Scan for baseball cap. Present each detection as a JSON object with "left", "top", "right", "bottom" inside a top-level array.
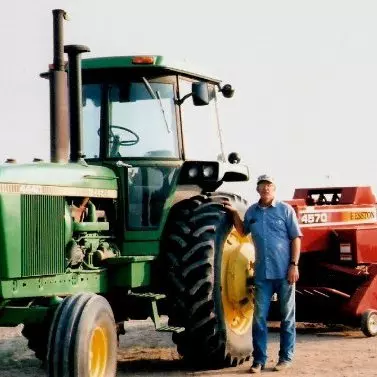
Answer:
[{"left": 257, "top": 174, "right": 275, "bottom": 185}]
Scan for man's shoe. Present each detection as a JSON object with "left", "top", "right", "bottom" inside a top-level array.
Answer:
[
  {"left": 250, "top": 362, "right": 265, "bottom": 373},
  {"left": 273, "top": 360, "right": 292, "bottom": 371}
]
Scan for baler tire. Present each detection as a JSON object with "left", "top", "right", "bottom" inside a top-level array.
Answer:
[
  {"left": 163, "top": 193, "right": 254, "bottom": 369},
  {"left": 46, "top": 293, "right": 117, "bottom": 377},
  {"left": 361, "top": 309, "right": 377, "bottom": 337}
]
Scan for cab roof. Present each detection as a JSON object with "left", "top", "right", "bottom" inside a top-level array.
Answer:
[{"left": 82, "top": 55, "right": 221, "bottom": 83}]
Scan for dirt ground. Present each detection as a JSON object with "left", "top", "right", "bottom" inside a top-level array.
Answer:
[{"left": 0, "top": 318, "right": 376, "bottom": 377}]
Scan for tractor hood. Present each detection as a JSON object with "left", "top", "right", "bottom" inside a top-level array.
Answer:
[{"left": 0, "top": 162, "right": 118, "bottom": 198}]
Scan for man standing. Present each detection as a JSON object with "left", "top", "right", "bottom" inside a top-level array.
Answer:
[{"left": 224, "top": 174, "right": 302, "bottom": 373}]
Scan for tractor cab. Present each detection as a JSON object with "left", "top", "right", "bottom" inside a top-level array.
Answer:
[
  {"left": 81, "top": 55, "right": 232, "bottom": 162},
  {"left": 79, "top": 56, "right": 245, "bottom": 230}
]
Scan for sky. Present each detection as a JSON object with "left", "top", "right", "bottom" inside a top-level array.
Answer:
[{"left": 1, "top": 0, "right": 377, "bottom": 202}]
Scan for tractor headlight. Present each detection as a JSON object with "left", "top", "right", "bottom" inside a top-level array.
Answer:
[
  {"left": 188, "top": 166, "right": 199, "bottom": 178},
  {"left": 203, "top": 165, "right": 215, "bottom": 178},
  {"left": 179, "top": 161, "right": 219, "bottom": 184}
]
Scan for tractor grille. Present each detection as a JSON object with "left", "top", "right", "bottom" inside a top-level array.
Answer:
[{"left": 21, "top": 195, "right": 66, "bottom": 277}]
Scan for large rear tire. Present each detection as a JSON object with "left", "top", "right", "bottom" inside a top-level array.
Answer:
[
  {"left": 163, "top": 193, "right": 255, "bottom": 369},
  {"left": 46, "top": 293, "right": 117, "bottom": 377}
]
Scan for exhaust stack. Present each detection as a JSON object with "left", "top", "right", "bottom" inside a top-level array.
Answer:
[{"left": 49, "top": 9, "right": 69, "bottom": 163}]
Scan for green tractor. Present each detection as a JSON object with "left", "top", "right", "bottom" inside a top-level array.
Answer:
[{"left": 0, "top": 9, "right": 255, "bottom": 376}]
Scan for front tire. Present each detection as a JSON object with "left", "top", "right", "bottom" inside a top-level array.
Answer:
[
  {"left": 164, "top": 193, "right": 255, "bottom": 368},
  {"left": 47, "top": 293, "right": 117, "bottom": 377}
]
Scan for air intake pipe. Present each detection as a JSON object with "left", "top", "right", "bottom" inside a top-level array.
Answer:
[{"left": 64, "top": 44, "right": 90, "bottom": 162}]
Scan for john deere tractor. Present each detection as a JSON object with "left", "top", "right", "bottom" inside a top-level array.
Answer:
[{"left": 0, "top": 10, "right": 255, "bottom": 376}]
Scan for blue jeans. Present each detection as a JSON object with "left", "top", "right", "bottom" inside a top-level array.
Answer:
[{"left": 252, "top": 279, "right": 296, "bottom": 365}]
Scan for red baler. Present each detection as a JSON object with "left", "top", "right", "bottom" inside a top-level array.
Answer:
[{"left": 284, "top": 186, "right": 377, "bottom": 335}]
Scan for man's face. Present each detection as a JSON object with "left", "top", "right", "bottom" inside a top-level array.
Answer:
[{"left": 257, "top": 181, "right": 276, "bottom": 202}]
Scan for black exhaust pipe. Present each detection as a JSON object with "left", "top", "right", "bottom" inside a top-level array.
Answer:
[
  {"left": 49, "top": 9, "right": 69, "bottom": 163},
  {"left": 64, "top": 45, "right": 90, "bottom": 162}
]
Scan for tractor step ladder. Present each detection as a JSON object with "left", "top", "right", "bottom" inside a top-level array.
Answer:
[{"left": 128, "top": 292, "right": 185, "bottom": 334}]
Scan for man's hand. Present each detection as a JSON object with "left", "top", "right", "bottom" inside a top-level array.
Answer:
[
  {"left": 223, "top": 201, "right": 237, "bottom": 213},
  {"left": 222, "top": 201, "right": 246, "bottom": 237},
  {"left": 287, "top": 265, "right": 299, "bottom": 284}
]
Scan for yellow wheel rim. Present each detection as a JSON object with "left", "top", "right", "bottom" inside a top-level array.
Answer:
[
  {"left": 89, "top": 326, "right": 108, "bottom": 377},
  {"left": 221, "top": 228, "right": 255, "bottom": 335}
]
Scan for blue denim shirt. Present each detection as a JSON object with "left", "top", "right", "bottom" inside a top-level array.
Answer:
[{"left": 244, "top": 200, "right": 302, "bottom": 281}]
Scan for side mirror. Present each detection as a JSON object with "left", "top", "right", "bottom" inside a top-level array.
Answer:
[{"left": 192, "top": 82, "right": 210, "bottom": 106}]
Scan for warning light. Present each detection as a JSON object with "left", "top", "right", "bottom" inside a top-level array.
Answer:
[{"left": 132, "top": 56, "right": 155, "bottom": 65}]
